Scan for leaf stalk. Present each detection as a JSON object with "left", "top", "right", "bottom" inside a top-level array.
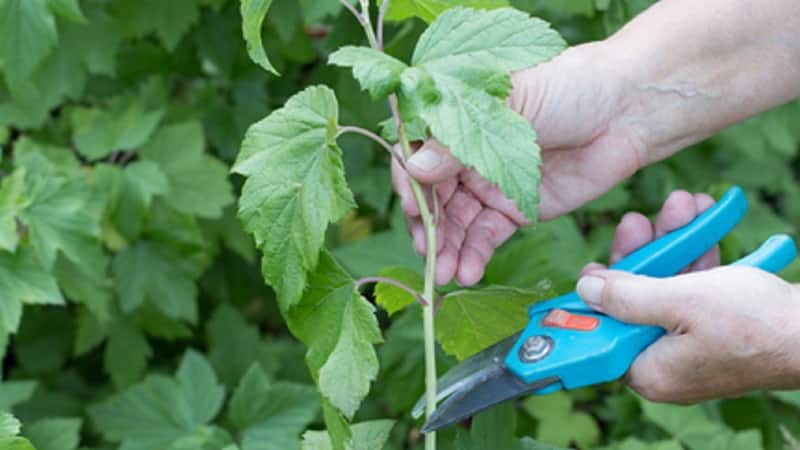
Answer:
[{"left": 354, "top": 276, "right": 429, "bottom": 307}]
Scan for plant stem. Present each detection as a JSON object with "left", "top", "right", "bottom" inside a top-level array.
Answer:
[
  {"left": 337, "top": 125, "right": 404, "bottom": 165},
  {"left": 394, "top": 111, "right": 438, "bottom": 450},
  {"left": 348, "top": 2, "right": 439, "bottom": 448}
]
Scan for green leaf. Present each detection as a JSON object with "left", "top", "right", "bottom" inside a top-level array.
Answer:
[
  {"left": 94, "top": 161, "right": 170, "bottom": 240},
  {"left": 228, "top": 364, "right": 319, "bottom": 450},
  {"left": 333, "top": 207, "right": 422, "bottom": 278},
  {"left": 71, "top": 96, "right": 165, "bottom": 160},
  {"left": 110, "top": 0, "right": 199, "bottom": 51},
  {"left": 205, "top": 304, "right": 264, "bottom": 388},
  {"left": 329, "top": 46, "right": 408, "bottom": 99},
  {"left": 140, "top": 122, "right": 233, "bottom": 219},
  {"left": 240, "top": 0, "right": 278, "bottom": 75},
  {"left": 300, "top": 419, "right": 395, "bottom": 450},
  {"left": 0, "top": 380, "right": 38, "bottom": 410},
  {"left": 112, "top": 240, "right": 200, "bottom": 323},
  {"left": 640, "top": 399, "right": 764, "bottom": 450},
  {"left": 0, "top": 169, "right": 28, "bottom": 252},
  {"left": 0, "top": 0, "right": 57, "bottom": 89},
  {"left": 25, "top": 417, "right": 82, "bottom": 450},
  {"left": 46, "top": 0, "right": 86, "bottom": 23},
  {"left": 382, "top": 0, "right": 509, "bottom": 22},
  {"left": 404, "top": 7, "right": 566, "bottom": 221},
  {"left": 103, "top": 318, "right": 152, "bottom": 389},
  {"left": 0, "top": 437, "right": 36, "bottom": 450},
  {"left": 90, "top": 350, "right": 225, "bottom": 450},
  {"left": 18, "top": 174, "right": 104, "bottom": 271},
  {"left": 523, "top": 392, "right": 600, "bottom": 448},
  {"left": 288, "top": 251, "right": 382, "bottom": 420},
  {"left": 436, "top": 285, "right": 552, "bottom": 360},
  {"left": 234, "top": 86, "right": 354, "bottom": 313},
  {"left": 0, "top": 248, "right": 63, "bottom": 336},
  {"left": 374, "top": 266, "right": 424, "bottom": 315},
  {"left": 0, "top": 413, "right": 21, "bottom": 437}
]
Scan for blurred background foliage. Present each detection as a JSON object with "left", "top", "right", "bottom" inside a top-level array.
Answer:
[{"left": 0, "top": 0, "right": 798, "bottom": 449}]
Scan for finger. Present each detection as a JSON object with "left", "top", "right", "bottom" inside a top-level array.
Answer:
[
  {"left": 687, "top": 193, "right": 721, "bottom": 271},
  {"left": 460, "top": 170, "right": 529, "bottom": 225},
  {"left": 392, "top": 156, "right": 420, "bottom": 217},
  {"left": 410, "top": 218, "right": 425, "bottom": 255},
  {"left": 579, "top": 262, "right": 607, "bottom": 278},
  {"left": 576, "top": 270, "right": 685, "bottom": 330},
  {"left": 437, "top": 178, "right": 458, "bottom": 206},
  {"left": 609, "top": 212, "right": 654, "bottom": 264},
  {"left": 625, "top": 334, "right": 694, "bottom": 403},
  {"left": 654, "top": 190, "right": 697, "bottom": 238},
  {"left": 406, "top": 139, "right": 464, "bottom": 185},
  {"left": 436, "top": 240, "right": 459, "bottom": 285},
  {"left": 457, "top": 210, "right": 517, "bottom": 286}
]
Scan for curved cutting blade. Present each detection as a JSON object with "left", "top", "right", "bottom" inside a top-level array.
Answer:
[
  {"left": 411, "top": 333, "right": 520, "bottom": 419},
  {"left": 421, "top": 368, "right": 559, "bottom": 433}
]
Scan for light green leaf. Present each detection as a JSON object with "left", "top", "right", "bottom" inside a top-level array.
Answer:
[
  {"left": 228, "top": 364, "right": 319, "bottom": 450},
  {"left": 381, "top": 0, "right": 509, "bottom": 22},
  {"left": 71, "top": 96, "right": 165, "bottom": 160},
  {"left": 288, "top": 251, "right": 382, "bottom": 420},
  {"left": 524, "top": 392, "right": 600, "bottom": 448},
  {"left": 140, "top": 122, "right": 233, "bottom": 219},
  {"left": 104, "top": 318, "right": 152, "bottom": 389},
  {"left": 0, "top": 437, "right": 36, "bottom": 450},
  {"left": 234, "top": 86, "right": 354, "bottom": 313},
  {"left": 301, "top": 419, "right": 395, "bottom": 450},
  {"left": 112, "top": 240, "right": 200, "bottom": 323},
  {"left": 404, "top": 7, "right": 566, "bottom": 221},
  {"left": 47, "top": 0, "right": 86, "bottom": 22},
  {"left": 25, "top": 417, "right": 82, "bottom": 450},
  {"left": 374, "top": 266, "right": 424, "bottom": 315},
  {"left": 240, "top": 0, "right": 278, "bottom": 75},
  {"left": 329, "top": 46, "right": 408, "bottom": 99},
  {"left": 437, "top": 285, "right": 551, "bottom": 360},
  {"left": 0, "top": 248, "right": 63, "bottom": 336},
  {"left": 90, "top": 350, "right": 225, "bottom": 450},
  {"left": 0, "top": 0, "right": 57, "bottom": 89},
  {"left": 0, "top": 169, "right": 28, "bottom": 252},
  {"left": 0, "top": 413, "right": 21, "bottom": 437}
]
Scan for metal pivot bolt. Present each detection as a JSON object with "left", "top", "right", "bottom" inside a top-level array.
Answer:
[{"left": 519, "top": 335, "right": 553, "bottom": 363}]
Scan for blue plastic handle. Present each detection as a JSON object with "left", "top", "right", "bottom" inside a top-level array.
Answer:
[
  {"left": 529, "top": 186, "right": 748, "bottom": 316},
  {"left": 506, "top": 186, "right": 798, "bottom": 391}
]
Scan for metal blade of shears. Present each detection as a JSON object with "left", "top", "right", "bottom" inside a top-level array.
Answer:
[
  {"left": 421, "top": 366, "right": 558, "bottom": 433},
  {"left": 411, "top": 333, "right": 520, "bottom": 419}
]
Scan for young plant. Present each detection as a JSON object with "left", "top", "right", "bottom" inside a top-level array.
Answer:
[{"left": 236, "top": 1, "right": 566, "bottom": 448}]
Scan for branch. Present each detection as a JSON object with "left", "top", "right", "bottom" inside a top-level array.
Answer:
[
  {"left": 339, "top": 0, "right": 365, "bottom": 25},
  {"left": 337, "top": 125, "right": 405, "bottom": 167},
  {"left": 377, "top": 0, "right": 390, "bottom": 50},
  {"left": 355, "top": 276, "right": 429, "bottom": 307}
]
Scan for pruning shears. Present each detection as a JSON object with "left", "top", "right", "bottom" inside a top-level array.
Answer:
[{"left": 413, "top": 186, "right": 798, "bottom": 432}]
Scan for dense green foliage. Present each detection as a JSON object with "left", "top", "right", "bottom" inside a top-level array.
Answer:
[{"left": 0, "top": 1, "right": 799, "bottom": 450}]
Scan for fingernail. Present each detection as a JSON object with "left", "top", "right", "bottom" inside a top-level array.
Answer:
[
  {"left": 577, "top": 276, "right": 605, "bottom": 309},
  {"left": 408, "top": 149, "right": 441, "bottom": 172}
]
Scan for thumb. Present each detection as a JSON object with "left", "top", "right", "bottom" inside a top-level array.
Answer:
[
  {"left": 576, "top": 270, "right": 684, "bottom": 330},
  {"left": 406, "top": 139, "right": 463, "bottom": 184}
]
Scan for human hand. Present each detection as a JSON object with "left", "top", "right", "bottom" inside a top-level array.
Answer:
[
  {"left": 393, "top": 42, "right": 651, "bottom": 286},
  {"left": 576, "top": 191, "right": 800, "bottom": 404}
]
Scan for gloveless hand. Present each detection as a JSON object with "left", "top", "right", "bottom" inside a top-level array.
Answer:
[
  {"left": 393, "top": 42, "right": 649, "bottom": 286},
  {"left": 577, "top": 191, "right": 800, "bottom": 404}
]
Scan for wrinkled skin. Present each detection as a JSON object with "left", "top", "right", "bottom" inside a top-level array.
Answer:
[{"left": 577, "top": 192, "right": 800, "bottom": 402}]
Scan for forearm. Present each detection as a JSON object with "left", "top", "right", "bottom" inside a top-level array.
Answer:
[{"left": 607, "top": 0, "right": 800, "bottom": 163}]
